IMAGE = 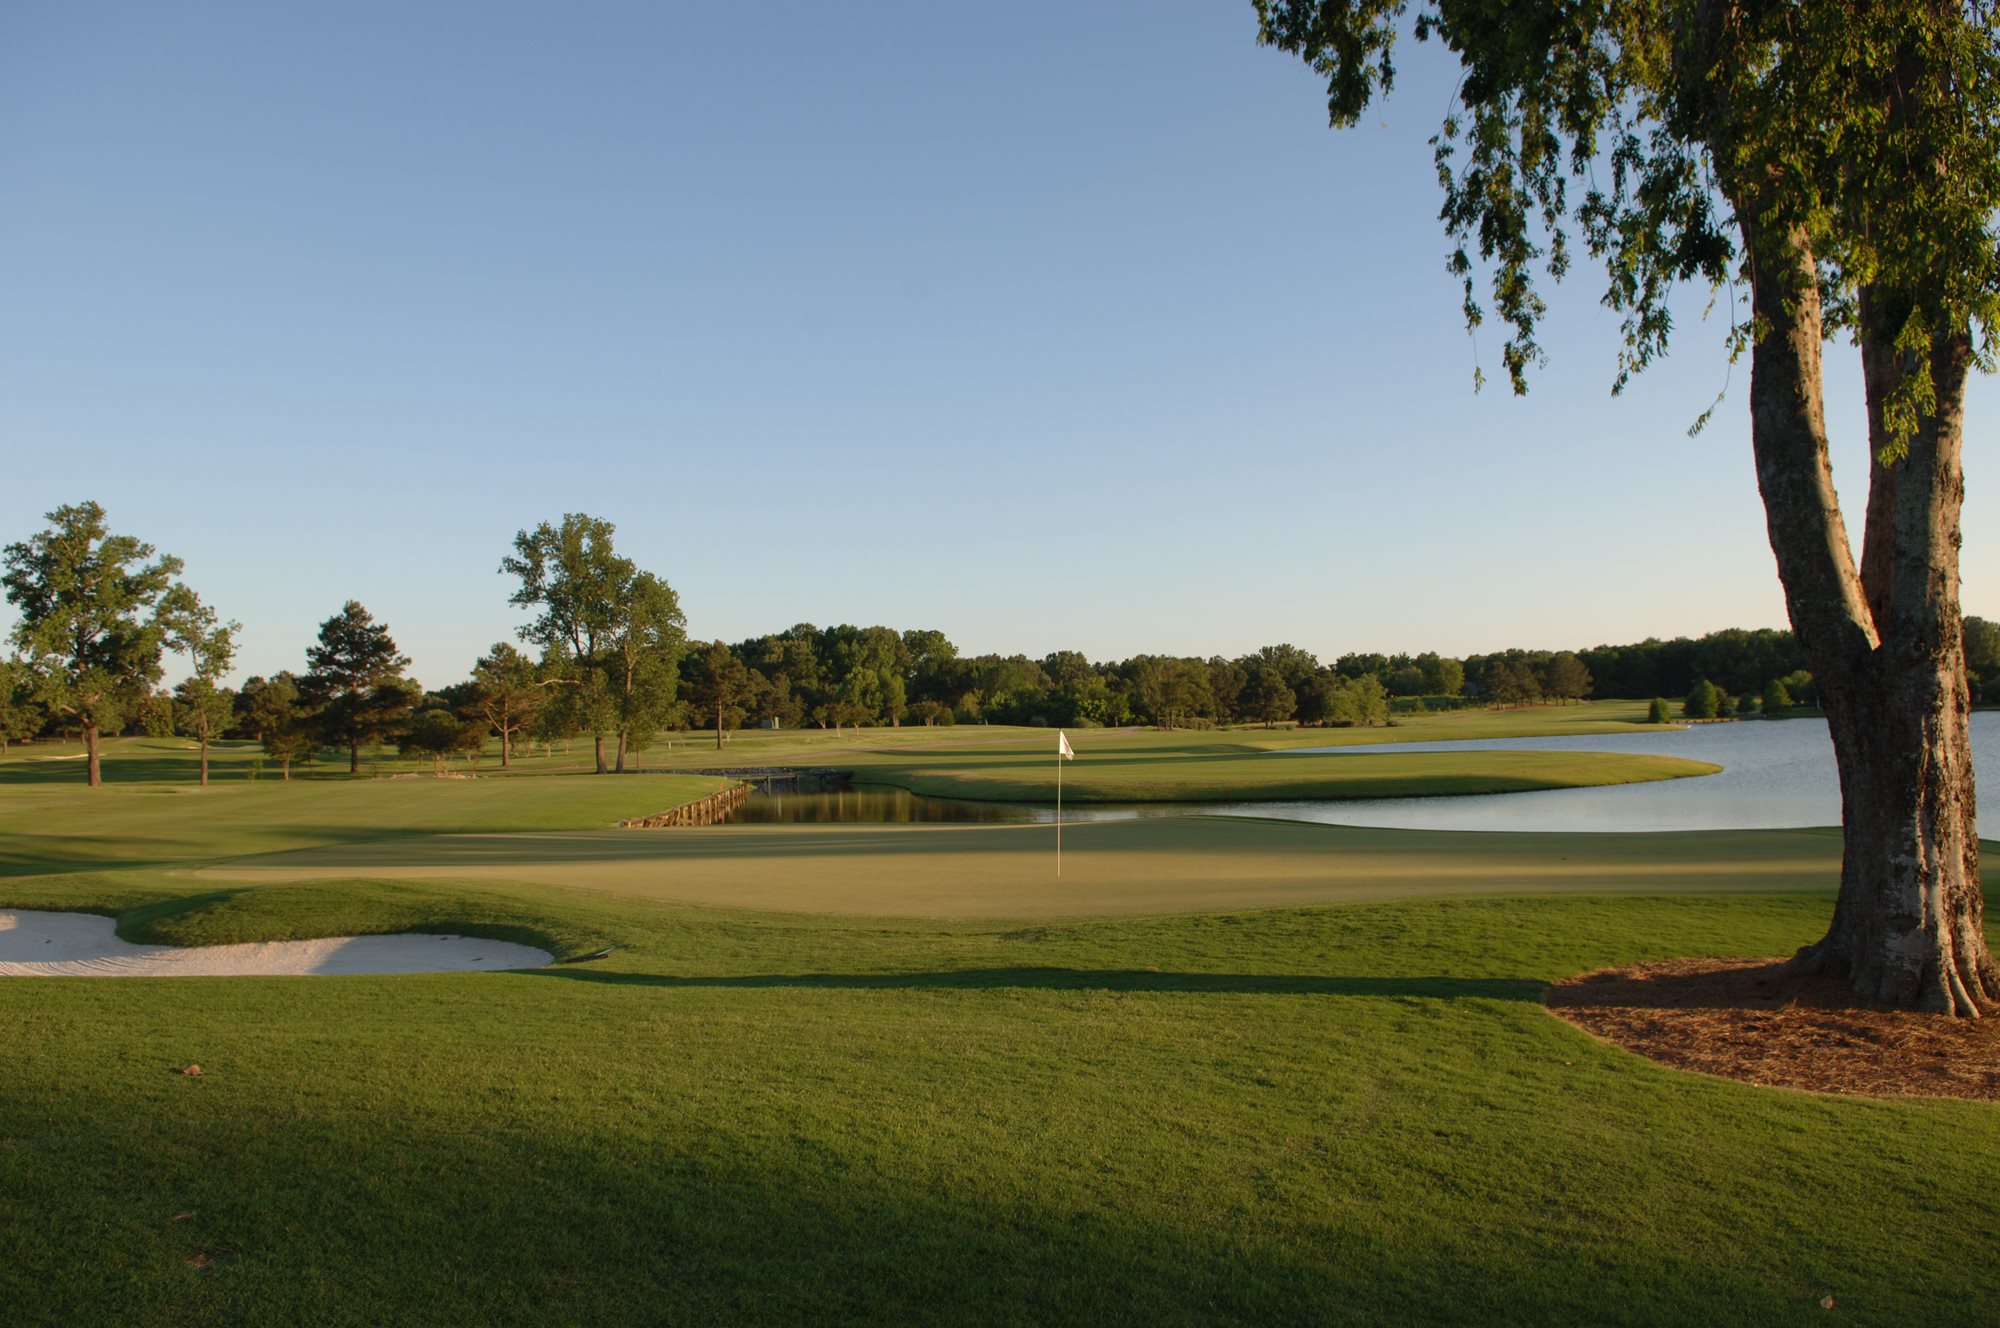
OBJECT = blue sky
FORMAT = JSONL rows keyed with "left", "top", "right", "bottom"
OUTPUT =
{"left": 3, "top": 1, "right": 1992, "bottom": 687}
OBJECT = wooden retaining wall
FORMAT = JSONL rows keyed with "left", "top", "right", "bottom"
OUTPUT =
{"left": 620, "top": 782, "right": 751, "bottom": 828}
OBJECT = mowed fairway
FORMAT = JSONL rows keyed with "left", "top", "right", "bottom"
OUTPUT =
{"left": 2, "top": 730, "right": 1996, "bottom": 1325}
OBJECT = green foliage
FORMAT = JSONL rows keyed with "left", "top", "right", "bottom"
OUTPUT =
{"left": 466, "top": 643, "right": 546, "bottom": 765}
{"left": 0, "top": 502, "right": 190, "bottom": 777}
{"left": 503, "top": 515, "right": 684, "bottom": 769}
{"left": 1965, "top": 617, "right": 2000, "bottom": 700}
{"left": 232, "top": 673, "right": 320, "bottom": 777}
{"left": 164, "top": 587, "right": 239, "bottom": 780}
{"left": 1683, "top": 679, "right": 1721, "bottom": 720}
{"left": 0, "top": 658, "right": 44, "bottom": 749}
{"left": 1544, "top": 651, "right": 1593, "bottom": 703}
{"left": 686, "top": 639, "right": 753, "bottom": 737}
{"left": 603, "top": 572, "right": 687, "bottom": 763}
{"left": 300, "top": 601, "right": 414, "bottom": 771}
{"left": 399, "top": 707, "right": 477, "bottom": 774}
{"left": 1252, "top": 2, "right": 2000, "bottom": 438}
{"left": 1242, "top": 664, "right": 1298, "bottom": 728}
{"left": 1762, "top": 678, "right": 1794, "bottom": 714}
{"left": 1647, "top": 696, "right": 1673, "bottom": 724}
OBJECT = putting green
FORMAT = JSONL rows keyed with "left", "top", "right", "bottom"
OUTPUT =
{"left": 201, "top": 816, "right": 1848, "bottom": 918}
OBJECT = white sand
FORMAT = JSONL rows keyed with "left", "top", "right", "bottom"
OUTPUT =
{"left": 0, "top": 910, "right": 553, "bottom": 977}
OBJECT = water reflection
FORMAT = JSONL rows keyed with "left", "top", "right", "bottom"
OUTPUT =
{"left": 729, "top": 785, "right": 1040, "bottom": 824}
{"left": 726, "top": 784, "right": 1184, "bottom": 826}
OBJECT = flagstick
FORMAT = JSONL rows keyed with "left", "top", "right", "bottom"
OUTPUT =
{"left": 1056, "top": 744, "right": 1063, "bottom": 878}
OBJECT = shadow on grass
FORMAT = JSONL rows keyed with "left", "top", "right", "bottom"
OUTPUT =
{"left": 525, "top": 966, "right": 1541, "bottom": 1000}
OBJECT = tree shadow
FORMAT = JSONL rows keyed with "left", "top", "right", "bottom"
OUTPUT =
{"left": 525, "top": 966, "right": 1541, "bottom": 1000}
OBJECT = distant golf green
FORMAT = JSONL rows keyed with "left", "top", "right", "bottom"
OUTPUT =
{"left": 2, "top": 722, "right": 1994, "bottom": 1326}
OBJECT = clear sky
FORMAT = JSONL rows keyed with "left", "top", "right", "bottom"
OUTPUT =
{"left": 3, "top": 2, "right": 1993, "bottom": 687}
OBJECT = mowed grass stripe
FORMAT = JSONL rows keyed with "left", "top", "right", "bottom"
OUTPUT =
{"left": 190, "top": 817, "right": 1848, "bottom": 919}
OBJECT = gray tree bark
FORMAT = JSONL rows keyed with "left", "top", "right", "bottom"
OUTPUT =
{"left": 1744, "top": 228, "right": 1999, "bottom": 1015}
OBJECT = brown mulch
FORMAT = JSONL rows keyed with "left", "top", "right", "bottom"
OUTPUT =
{"left": 1544, "top": 957, "right": 2000, "bottom": 1101}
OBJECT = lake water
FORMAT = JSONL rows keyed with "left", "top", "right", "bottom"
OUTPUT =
{"left": 1240, "top": 712, "right": 2000, "bottom": 833}
{"left": 728, "top": 713, "right": 2000, "bottom": 833}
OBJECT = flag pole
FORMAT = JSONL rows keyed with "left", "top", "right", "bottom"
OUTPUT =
{"left": 1056, "top": 739, "right": 1062, "bottom": 878}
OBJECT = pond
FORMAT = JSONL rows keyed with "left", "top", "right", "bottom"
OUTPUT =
{"left": 725, "top": 783, "right": 1182, "bottom": 825}
{"left": 722, "top": 713, "right": 2000, "bottom": 833}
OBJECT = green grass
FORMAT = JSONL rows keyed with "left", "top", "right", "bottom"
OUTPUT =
{"left": 0, "top": 738, "right": 727, "bottom": 877}
{"left": 2, "top": 881, "right": 1996, "bottom": 1326}
{"left": 3, "top": 724, "right": 1996, "bottom": 1325}
{"left": 197, "top": 817, "right": 1846, "bottom": 919}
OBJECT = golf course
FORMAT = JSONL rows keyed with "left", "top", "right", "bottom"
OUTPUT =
{"left": 2, "top": 706, "right": 1994, "bottom": 1326}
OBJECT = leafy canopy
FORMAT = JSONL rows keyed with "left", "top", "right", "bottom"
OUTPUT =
{"left": 1, "top": 501, "right": 187, "bottom": 732}
{"left": 1253, "top": 1, "right": 2000, "bottom": 446}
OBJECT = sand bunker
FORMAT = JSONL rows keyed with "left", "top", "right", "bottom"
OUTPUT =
{"left": 0, "top": 910, "right": 553, "bottom": 977}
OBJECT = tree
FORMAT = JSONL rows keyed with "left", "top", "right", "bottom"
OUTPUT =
{"left": 1242, "top": 664, "right": 1298, "bottom": 728}
{"left": 1763, "top": 678, "right": 1796, "bottom": 715}
{"left": 1544, "top": 653, "right": 1593, "bottom": 705}
{"left": 164, "top": 589, "right": 239, "bottom": 786}
{"left": 1646, "top": 696, "right": 1673, "bottom": 725}
{"left": 301, "top": 601, "right": 414, "bottom": 774}
{"left": 0, "top": 658, "right": 45, "bottom": 754}
{"left": 1256, "top": 3, "right": 2000, "bottom": 1012}
{"left": 1417, "top": 653, "right": 1465, "bottom": 697}
{"left": 400, "top": 707, "right": 471, "bottom": 775}
{"left": 902, "top": 628, "right": 959, "bottom": 707}
{"left": 685, "top": 640, "right": 753, "bottom": 748}
{"left": 822, "top": 626, "right": 911, "bottom": 727}
{"left": 466, "top": 643, "right": 546, "bottom": 768}
{"left": 241, "top": 673, "right": 316, "bottom": 779}
{"left": 1966, "top": 616, "right": 2000, "bottom": 700}
{"left": 503, "top": 515, "right": 683, "bottom": 774}
{"left": 2, "top": 502, "right": 191, "bottom": 785}
{"left": 604, "top": 572, "right": 687, "bottom": 770}
{"left": 1683, "top": 679, "right": 1721, "bottom": 722}
{"left": 1484, "top": 660, "right": 1528, "bottom": 708}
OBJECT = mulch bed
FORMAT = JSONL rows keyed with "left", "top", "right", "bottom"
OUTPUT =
{"left": 1544, "top": 958, "right": 2000, "bottom": 1101}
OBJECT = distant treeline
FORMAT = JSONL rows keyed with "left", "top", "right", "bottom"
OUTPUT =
{"left": 10, "top": 505, "right": 2000, "bottom": 782}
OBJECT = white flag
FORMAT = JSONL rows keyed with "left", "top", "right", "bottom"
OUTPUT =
{"left": 1058, "top": 731, "right": 1075, "bottom": 761}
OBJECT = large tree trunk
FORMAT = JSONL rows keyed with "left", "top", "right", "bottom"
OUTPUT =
{"left": 615, "top": 730, "right": 629, "bottom": 774}
{"left": 199, "top": 733, "right": 209, "bottom": 787}
{"left": 593, "top": 732, "right": 607, "bottom": 775}
{"left": 84, "top": 723, "right": 101, "bottom": 787}
{"left": 1745, "top": 229, "right": 1998, "bottom": 1015}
